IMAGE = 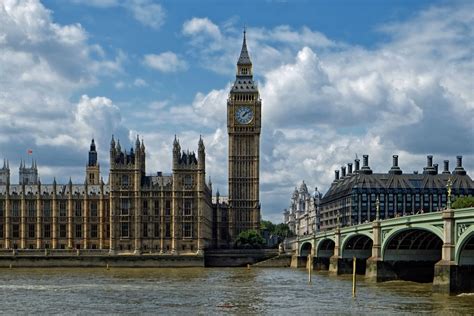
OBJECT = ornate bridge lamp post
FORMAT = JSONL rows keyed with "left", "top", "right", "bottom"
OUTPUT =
{"left": 375, "top": 197, "right": 380, "bottom": 221}
{"left": 446, "top": 177, "right": 452, "bottom": 210}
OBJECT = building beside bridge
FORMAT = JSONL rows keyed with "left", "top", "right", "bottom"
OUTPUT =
{"left": 284, "top": 154, "right": 474, "bottom": 234}
{"left": 319, "top": 154, "right": 474, "bottom": 231}
{"left": 283, "top": 181, "right": 322, "bottom": 236}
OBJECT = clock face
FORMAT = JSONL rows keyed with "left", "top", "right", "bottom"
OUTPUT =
{"left": 235, "top": 106, "right": 254, "bottom": 124}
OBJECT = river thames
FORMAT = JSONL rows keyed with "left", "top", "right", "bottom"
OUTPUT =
{"left": 0, "top": 267, "right": 472, "bottom": 315}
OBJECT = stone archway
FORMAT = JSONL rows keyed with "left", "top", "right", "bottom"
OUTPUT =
{"left": 314, "top": 238, "right": 335, "bottom": 271}
{"left": 340, "top": 234, "right": 373, "bottom": 274}
{"left": 382, "top": 228, "right": 443, "bottom": 282}
{"left": 300, "top": 242, "right": 312, "bottom": 257}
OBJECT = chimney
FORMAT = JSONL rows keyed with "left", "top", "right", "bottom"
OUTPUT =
{"left": 434, "top": 164, "right": 438, "bottom": 174}
{"left": 389, "top": 154, "right": 402, "bottom": 175}
{"left": 335, "top": 170, "right": 340, "bottom": 181}
{"left": 341, "top": 166, "right": 346, "bottom": 178}
{"left": 443, "top": 160, "right": 450, "bottom": 174}
{"left": 363, "top": 155, "right": 369, "bottom": 167}
{"left": 360, "top": 155, "right": 373, "bottom": 174}
{"left": 423, "top": 155, "right": 436, "bottom": 175}
{"left": 354, "top": 159, "right": 360, "bottom": 172}
{"left": 427, "top": 155, "right": 433, "bottom": 167}
{"left": 453, "top": 155, "right": 467, "bottom": 175}
{"left": 347, "top": 163, "right": 353, "bottom": 175}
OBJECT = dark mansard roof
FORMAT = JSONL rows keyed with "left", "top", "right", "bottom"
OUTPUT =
{"left": 322, "top": 156, "right": 474, "bottom": 204}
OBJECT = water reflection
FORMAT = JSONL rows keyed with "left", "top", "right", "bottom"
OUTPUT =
{"left": 0, "top": 268, "right": 472, "bottom": 315}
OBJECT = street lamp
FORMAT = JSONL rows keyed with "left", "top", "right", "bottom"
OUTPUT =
{"left": 446, "top": 177, "right": 452, "bottom": 209}
{"left": 375, "top": 197, "right": 380, "bottom": 221}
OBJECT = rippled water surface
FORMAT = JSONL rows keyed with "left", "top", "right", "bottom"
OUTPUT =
{"left": 0, "top": 268, "right": 473, "bottom": 315}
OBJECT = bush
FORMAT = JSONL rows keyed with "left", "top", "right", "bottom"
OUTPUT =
{"left": 235, "top": 230, "right": 265, "bottom": 249}
{"left": 452, "top": 195, "right": 474, "bottom": 209}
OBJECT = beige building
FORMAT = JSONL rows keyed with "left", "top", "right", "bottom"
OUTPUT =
{"left": 0, "top": 136, "right": 213, "bottom": 254}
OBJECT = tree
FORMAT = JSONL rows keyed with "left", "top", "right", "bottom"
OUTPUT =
{"left": 235, "top": 230, "right": 265, "bottom": 249}
{"left": 260, "top": 220, "right": 275, "bottom": 232}
{"left": 452, "top": 195, "right": 474, "bottom": 209}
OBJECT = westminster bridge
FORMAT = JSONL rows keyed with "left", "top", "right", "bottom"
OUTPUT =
{"left": 288, "top": 207, "right": 474, "bottom": 294}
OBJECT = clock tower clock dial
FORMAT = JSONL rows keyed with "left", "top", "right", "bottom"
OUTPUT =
{"left": 226, "top": 30, "right": 261, "bottom": 244}
{"left": 235, "top": 106, "right": 254, "bottom": 125}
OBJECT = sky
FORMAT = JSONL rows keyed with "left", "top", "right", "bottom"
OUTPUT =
{"left": 0, "top": 0, "right": 473, "bottom": 223}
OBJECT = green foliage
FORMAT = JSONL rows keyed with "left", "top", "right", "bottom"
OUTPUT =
{"left": 273, "top": 223, "right": 294, "bottom": 238}
{"left": 261, "top": 220, "right": 294, "bottom": 239}
{"left": 452, "top": 195, "right": 474, "bottom": 209}
{"left": 235, "top": 230, "right": 265, "bottom": 249}
{"left": 260, "top": 220, "right": 275, "bottom": 232}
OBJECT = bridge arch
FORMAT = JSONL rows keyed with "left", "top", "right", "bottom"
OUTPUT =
{"left": 340, "top": 233, "right": 373, "bottom": 259}
{"left": 315, "top": 238, "right": 335, "bottom": 258}
{"left": 381, "top": 227, "right": 443, "bottom": 282}
{"left": 455, "top": 226, "right": 474, "bottom": 265}
{"left": 381, "top": 225, "right": 443, "bottom": 260}
{"left": 300, "top": 242, "right": 313, "bottom": 257}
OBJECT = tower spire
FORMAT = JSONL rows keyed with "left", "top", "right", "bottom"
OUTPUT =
{"left": 237, "top": 28, "right": 251, "bottom": 66}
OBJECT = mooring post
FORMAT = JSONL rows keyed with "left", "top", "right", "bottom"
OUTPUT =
{"left": 352, "top": 257, "right": 357, "bottom": 297}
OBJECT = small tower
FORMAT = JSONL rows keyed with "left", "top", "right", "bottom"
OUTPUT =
{"left": 0, "top": 159, "right": 10, "bottom": 185}
{"left": 19, "top": 159, "right": 38, "bottom": 185}
{"left": 86, "top": 139, "right": 100, "bottom": 185}
{"left": 172, "top": 136, "right": 181, "bottom": 168}
{"left": 198, "top": 136, "right": 205, "bottom": 171}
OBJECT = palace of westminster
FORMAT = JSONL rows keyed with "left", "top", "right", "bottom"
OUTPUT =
{"left": 0, "top": 32, "right": 261, "bottom": 253}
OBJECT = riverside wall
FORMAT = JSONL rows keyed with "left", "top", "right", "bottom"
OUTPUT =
{"left": 0, "top": 249, "right": 280, "bottom": 268}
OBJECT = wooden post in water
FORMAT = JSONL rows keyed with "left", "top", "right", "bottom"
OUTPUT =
{"left": 308, "top": 254, "right": 312, "bottom": 284}
{"left": 352, "top": 257, "right": 356, "bottom": 297}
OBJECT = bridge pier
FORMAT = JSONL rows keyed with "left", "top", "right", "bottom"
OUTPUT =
{"left": 366, "top": 220, "right": 398, "bottom": 282}
{"left": 290, "top": 255, "right": 307, "bottom": 268}
{"left": 432, "top": 209, "right": 472, "bottom": 294}
{"left": 433, "top": 261, "right": 466, "bottom": 295}
{"left": 328, "top": 227, "right": 340, "bottom": 275}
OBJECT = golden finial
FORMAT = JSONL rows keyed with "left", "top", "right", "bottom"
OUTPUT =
{"left": 375, "top": 197, "right": 380, "bottom": 221}
{"left": 446, "top": 177, "right": 452, "bottom": 209}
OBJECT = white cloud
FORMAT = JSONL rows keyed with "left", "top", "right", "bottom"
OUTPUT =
{"left": 133, "top": 77, "right": 148, "bottom": 87}
{"left": 177, "top": 5, "right": 474, "bottom": 221}
{"left": 182, "top": 17, "right": 221, "bottom": 39}
{"left": 128, "top": 0, "right": 165, "bottom": 30}
{"left": 143, "top": 51, "right": 188, "bottom": 73}
{"left": 69, "top": 0, "right": 165, "bottom": 30}
{"left": 0, "top": 0, "right": 129, "bottom": 182}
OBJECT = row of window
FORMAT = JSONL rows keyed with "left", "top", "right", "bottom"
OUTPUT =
{"left": 0, "top": 222, "right": 194, "bottom": 240}
{"left": 0, "top": 199, "right": 195, "bottom": 217}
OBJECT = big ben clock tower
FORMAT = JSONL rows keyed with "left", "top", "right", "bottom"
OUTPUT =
{"left": 227, "top": 30, "right": 261, "bottom": 242}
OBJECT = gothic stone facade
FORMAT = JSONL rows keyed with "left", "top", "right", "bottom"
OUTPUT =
{"left": 0, "top": 136, "right": 213, "bottom": 254}
{"left": 283, "top": 181, "right": 322, "bottom": 236}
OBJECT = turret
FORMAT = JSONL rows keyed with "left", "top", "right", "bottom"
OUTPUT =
{"left": 172, "top": 135, "right": 181, "bottom": 168}
{"left": 86, "top": 138, "right": 100, "bottom": 185}
{"left": 19, "top": 159, "right": 39, "bottom": 185}
{"left": 0, "top": 158, "right": 10, "bottom": 185}
{"left": 198, "top": 136, "right": 205, "bottom": 170}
